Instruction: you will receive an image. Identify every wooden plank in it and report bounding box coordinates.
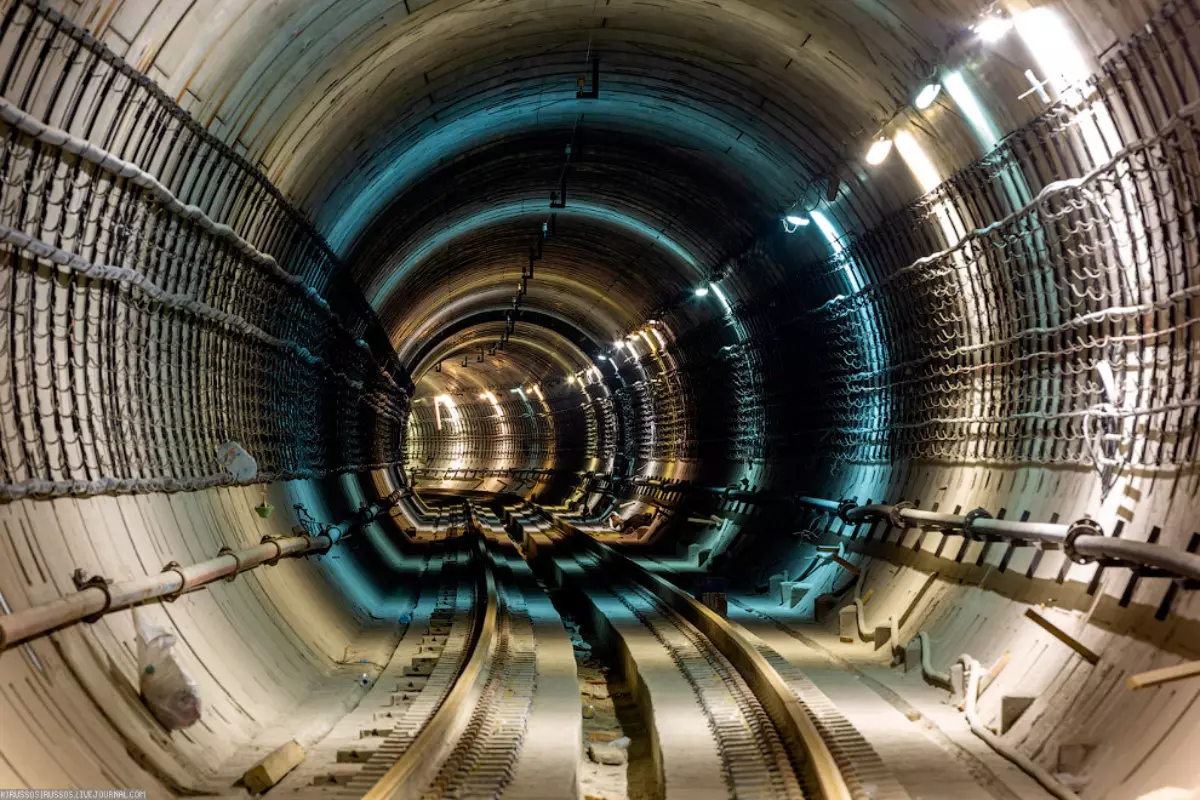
[1023,609,1100,665]
[1127,660,1200,691]
[830,555,861,575]
[980,650,1011,694]
[243,740,305,793]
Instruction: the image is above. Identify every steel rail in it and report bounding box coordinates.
[548,514,853,800]
[363,537,500,800]
[796,497,1200,582]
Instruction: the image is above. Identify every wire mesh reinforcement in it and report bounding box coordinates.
[0,0,410,499]
[662,0,1200,475]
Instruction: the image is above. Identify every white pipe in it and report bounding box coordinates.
[956,655,1080,800]
[906,632,1080,800]
[851,568,897,645]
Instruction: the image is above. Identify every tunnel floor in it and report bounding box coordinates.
[2,0,1199,798]
[185,498,1072,800]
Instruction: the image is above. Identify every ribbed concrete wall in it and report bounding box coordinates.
[2,1,1198,798]
[0,481,418,794]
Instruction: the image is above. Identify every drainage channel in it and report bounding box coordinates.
[519,561,653,800]
[565,548,808,800]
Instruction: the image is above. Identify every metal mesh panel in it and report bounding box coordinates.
[668,0,1200,476]
[0,0,409,498]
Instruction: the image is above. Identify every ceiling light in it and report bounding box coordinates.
[782,214,810,233]
[865,138,893,165]
[567,375,577,384]
[596,354,608,361]
[974,14,1013,42]
[914,83,941,109]
[694,286,710,297]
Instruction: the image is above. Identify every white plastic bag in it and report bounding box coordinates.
[216,440,257,482]
[134,609,202,730]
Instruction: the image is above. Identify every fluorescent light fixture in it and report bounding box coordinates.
[894,130,941,192]
[1014,7,1091,94]
[479,391,502,417]
[974,14,1013,42]
[710,282,733,314]
[694,285,710,297]
[810,211,843,256]
[865,137,893,165]
[782,213,810,233]
[914,83,941,109]
[943,71,1000,148]
[433,394,459,431]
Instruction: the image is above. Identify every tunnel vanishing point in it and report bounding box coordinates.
[0,1,1198,799]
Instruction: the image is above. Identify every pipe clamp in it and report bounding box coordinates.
[260,535,284,566]
[963,507,993,539]
[160,561,188,601]
[1064,518,1104,564]
[71,568,113,623]
[836,499,857,525]
[889,501,916,528]
[217,547,243,581]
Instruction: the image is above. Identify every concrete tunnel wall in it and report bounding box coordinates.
[0,0,1198,798]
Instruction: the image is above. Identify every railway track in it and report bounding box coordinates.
[352,530,541,800]
[418,552,537,799]
[569,548,808,799]
[291,499,863,800]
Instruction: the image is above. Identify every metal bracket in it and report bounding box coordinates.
[160,561,187,601]
[963,507,993,540]
[836,499,857,525]
[260,536,284,566]
[1064,518,1104,564]
[71,568,113,623]
[217,546,243,581]
[889,501,916,529]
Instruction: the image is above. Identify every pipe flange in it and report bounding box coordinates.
[160,561,188,601]
[71,569,113,623]
[889,501,916,529]
[217,547,243,581]
[963,507,993,539]
[259,535,284,566]
[1064,518,1104,564]
[836,499,857,525]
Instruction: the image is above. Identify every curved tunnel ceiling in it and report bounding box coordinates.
[170,0,997,368]
[4,1,1199,798]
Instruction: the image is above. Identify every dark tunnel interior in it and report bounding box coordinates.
[0,1,1198,799]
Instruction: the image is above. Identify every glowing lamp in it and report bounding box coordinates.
[914,83,941,109]
[865,138,893,165]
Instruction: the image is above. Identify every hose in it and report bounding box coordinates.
[905,632,1080,800]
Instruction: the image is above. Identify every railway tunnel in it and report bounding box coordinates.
[0,0,1198,798]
